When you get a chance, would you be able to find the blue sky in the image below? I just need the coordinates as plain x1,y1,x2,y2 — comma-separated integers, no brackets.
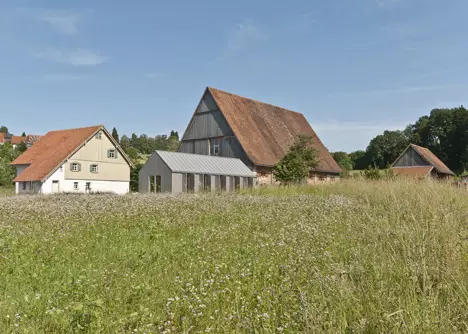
1,0,468,152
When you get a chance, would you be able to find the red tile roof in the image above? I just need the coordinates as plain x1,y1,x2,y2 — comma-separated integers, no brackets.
207,87,342,174
10,136,26,145
0,133,5,143
392,166,433,178
11,125,102,182
409,144,454,175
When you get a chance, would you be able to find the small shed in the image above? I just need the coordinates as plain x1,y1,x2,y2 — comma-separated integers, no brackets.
391,144,454,179
139,151,257,193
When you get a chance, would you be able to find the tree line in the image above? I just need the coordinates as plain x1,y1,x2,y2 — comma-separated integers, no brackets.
332,106,468,175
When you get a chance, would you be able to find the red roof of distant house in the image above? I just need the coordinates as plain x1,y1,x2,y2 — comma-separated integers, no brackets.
11,125,102,182
206,87,342,174
10,136,26,145
392,166,434,178
0,133,5,143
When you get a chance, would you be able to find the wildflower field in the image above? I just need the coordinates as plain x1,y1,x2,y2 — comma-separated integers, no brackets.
1,180,468,333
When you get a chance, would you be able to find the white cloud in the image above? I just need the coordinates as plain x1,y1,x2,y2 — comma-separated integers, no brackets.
227,19,269,52
40,12,81,35
37,49,108,66
144,72,162,79
44,74,86,81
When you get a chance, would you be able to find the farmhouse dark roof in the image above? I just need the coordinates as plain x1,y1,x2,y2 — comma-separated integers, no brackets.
207,87,341,174
409,144,454,175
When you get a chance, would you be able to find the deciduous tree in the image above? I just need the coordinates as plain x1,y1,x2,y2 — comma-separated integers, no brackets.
273,135,318,184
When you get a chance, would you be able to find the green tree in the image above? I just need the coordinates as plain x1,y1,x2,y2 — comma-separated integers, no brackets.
130,164,142,192
273,135,318,184
16,141,27,153
112,127,120,143
120,135,131,151
166,131,180,152
366,130,409,169
332,151,353,171
0,126,8,134
349,150,369,170
21,132,26,137
0,143,20,187
125,147,140,162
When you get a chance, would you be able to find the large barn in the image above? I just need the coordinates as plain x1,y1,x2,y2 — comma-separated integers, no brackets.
178,87,341,184
392,144,454,179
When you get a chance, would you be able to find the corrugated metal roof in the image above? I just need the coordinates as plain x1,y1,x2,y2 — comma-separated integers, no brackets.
156,151,256,177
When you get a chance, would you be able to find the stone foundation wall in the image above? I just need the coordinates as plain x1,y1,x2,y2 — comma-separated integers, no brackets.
254,167,340,186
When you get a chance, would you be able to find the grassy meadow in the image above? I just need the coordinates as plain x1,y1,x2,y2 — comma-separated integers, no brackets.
0,186,14,197
1,180,468,332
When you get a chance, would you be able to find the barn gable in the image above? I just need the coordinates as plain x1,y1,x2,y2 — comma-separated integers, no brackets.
179,87,341,174
392,144,454,177
393,146,430,167
179,89,251,166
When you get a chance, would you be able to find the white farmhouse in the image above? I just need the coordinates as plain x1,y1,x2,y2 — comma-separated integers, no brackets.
11,125,133,195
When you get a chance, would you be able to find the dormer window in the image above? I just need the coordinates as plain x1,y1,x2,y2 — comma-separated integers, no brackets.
95,132,102,139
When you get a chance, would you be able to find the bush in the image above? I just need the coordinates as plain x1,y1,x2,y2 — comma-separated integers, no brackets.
273,135,318,184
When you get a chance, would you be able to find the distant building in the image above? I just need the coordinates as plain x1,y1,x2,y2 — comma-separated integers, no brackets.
11,125,133,195
139,151,256,193
0,133,41,148
392,144,454,179
178,87,341,185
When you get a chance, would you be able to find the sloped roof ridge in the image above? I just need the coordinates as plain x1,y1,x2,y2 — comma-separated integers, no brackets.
207,87,305,116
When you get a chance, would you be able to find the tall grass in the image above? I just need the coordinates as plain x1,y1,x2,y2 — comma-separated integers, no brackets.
1,179,468,332
0,186,14,197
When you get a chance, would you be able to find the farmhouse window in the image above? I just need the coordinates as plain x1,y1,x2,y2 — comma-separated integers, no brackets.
85,182,91,191
73,182,79,190
90,164,98,173
95,132,102,139
71,162,81,172
107,149,118,159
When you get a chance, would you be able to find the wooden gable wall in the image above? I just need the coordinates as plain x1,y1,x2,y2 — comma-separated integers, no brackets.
393,146,430,167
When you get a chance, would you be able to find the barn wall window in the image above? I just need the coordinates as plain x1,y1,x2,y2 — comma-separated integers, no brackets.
209,138,221,156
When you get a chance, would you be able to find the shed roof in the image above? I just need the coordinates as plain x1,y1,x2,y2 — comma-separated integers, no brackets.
409,144,454,175
206,87,342,174
156,151,256,177
392,144,454,176
392,166,434,178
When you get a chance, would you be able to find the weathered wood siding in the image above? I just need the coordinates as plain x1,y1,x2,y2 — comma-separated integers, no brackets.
183,110,233,140
393,147,429,167
179,91,252,166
